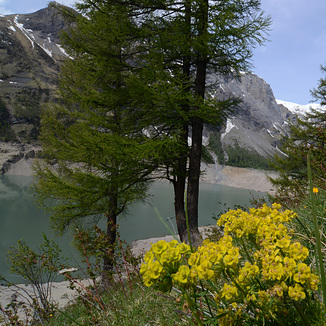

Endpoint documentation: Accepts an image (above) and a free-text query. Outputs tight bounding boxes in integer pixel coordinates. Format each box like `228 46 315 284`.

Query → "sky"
0 0 325 105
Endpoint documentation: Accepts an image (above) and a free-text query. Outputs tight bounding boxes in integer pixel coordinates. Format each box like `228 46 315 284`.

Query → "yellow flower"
161 247 181 263
221 283 238 301
172 265 190 284
288 242 309 261
198 261 215 280
283 257 297 276
238 262 259 284
272 284 283 297
143 250 154 264
293 263 311 284
188 252 201 266
281 281 288 292
169 240 179 247
148 260 164 279
246 293 257 302
313 187 319 194
139 263 148 275
288 283 306 301
223 247 240 267
143 274 154 287
272 202 282 210
177 242 191 254
151 240 168 256
307 274 319 291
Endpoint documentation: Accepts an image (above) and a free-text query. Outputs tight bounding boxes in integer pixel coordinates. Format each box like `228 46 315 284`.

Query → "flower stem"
307 154 326 304
293 300 310 326
184 292 204 326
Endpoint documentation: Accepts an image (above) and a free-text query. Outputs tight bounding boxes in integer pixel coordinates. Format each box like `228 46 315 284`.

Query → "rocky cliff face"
207 72 297 165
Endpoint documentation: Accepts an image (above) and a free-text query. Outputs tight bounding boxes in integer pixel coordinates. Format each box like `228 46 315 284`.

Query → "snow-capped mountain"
276 100 321 116
208 79 324 165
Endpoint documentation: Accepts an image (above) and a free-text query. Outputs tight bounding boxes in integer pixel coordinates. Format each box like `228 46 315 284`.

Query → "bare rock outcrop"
0 142 41 175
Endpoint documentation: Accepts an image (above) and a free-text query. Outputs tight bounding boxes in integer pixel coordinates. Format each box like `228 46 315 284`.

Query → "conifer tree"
34 1 164 273
129 0 271 244
270 64 326 204
35 0 271 263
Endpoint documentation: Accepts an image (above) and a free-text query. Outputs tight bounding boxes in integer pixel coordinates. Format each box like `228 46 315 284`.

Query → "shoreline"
4 157 278 194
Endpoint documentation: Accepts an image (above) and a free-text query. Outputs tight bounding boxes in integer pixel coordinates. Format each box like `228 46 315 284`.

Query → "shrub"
1 234 66 325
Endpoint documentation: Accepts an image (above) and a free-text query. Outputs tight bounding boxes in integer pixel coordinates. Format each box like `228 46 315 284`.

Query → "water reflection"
118 181 267 243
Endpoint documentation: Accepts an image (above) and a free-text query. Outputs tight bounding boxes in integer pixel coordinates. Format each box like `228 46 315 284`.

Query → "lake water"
0 175 267 281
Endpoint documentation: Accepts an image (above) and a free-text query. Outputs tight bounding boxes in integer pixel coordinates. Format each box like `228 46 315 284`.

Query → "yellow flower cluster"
141 204 320 324
216 203 319 302
140 239 191 288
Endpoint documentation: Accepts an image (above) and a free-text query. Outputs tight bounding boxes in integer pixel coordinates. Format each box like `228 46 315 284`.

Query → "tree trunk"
103 194 118 277
187 117 203 247
173 0 193 244
185 0 208 247
173 125 189 243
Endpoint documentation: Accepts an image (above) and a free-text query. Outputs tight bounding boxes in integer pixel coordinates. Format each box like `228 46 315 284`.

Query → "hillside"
0 2 69 142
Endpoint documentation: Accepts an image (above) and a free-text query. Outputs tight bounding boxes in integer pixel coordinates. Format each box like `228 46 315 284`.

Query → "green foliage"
270 64 326 205
208 131 225 164
34 0 158 268
7 234 64 286
46 278 187 326
201 145 215 164
225 143 271 170
2 234 66 324
44 225 187 326
270 108 326 204
35 0 271 269
0 98 16 141
311 64 326 106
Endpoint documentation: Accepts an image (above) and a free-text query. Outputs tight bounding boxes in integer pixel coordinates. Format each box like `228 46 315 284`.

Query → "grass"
46 275 189 326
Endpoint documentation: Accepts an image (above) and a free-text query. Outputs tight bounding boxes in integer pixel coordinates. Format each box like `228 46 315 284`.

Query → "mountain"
205 72 297 165
0 2 70 142
0 3 319 172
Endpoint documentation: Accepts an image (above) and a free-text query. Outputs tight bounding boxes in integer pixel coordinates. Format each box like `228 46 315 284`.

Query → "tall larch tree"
34 1 168 274
35 0 271 264
129 0 271 245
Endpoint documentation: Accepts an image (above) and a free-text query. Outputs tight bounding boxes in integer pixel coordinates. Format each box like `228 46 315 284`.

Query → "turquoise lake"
0 175 267 281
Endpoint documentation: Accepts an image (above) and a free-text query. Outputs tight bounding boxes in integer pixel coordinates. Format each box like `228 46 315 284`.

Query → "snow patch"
221 119 237 139
272 123 280 131
40 43 53 57
267 129 274 138
8 26 16 32
14 15 35 49
276 99 322 116
57 44 73 59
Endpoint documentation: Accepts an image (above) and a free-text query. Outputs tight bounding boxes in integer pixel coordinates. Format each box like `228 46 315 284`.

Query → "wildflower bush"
140 203 323 325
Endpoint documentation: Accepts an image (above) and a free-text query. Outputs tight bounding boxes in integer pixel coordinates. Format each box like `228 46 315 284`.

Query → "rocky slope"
0 2 70 142
207 72 297 163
